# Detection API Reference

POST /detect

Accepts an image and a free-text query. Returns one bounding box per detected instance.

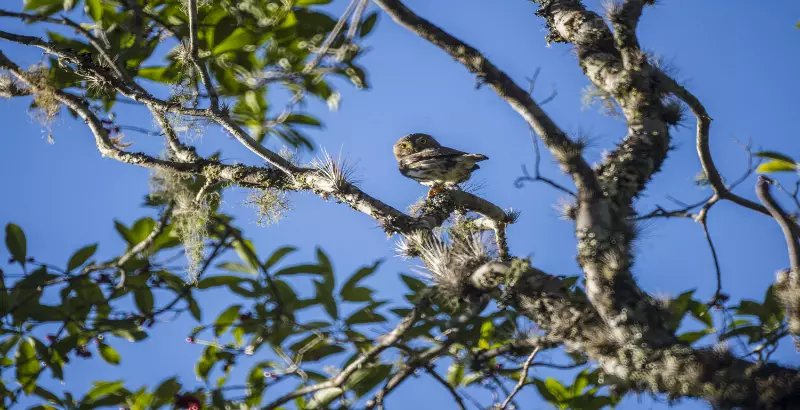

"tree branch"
[371,0,601,200]
[756,176,800,343]
[498,346,540,410]
[262,299,428,409]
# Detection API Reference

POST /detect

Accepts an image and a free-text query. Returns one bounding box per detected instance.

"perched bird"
[393,133,488,197]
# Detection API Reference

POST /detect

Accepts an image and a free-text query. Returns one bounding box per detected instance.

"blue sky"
[2,0,800,408]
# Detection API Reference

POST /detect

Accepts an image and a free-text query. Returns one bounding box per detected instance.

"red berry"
[495,364,503,370]
[45,335,57,343]
[186,337,195,343]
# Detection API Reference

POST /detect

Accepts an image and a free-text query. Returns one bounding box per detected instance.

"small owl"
[393,133,488,196]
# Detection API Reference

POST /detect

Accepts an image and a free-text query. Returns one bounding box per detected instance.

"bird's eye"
[418,137,427,144]
[401,143,411,149]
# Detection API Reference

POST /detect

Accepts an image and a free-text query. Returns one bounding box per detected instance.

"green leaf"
[233,239,260,272]
[213,28,260,55]
[447,363,465,386]
[285,114,323,128]
[678,328,715,344]
[215,305,241,337]
[721,325,762,344]
[478,320,494,349]
[345,305,386,325]
[187,295,202,321]
[359,11,379,38]
[400,274,426,292]
[543,377,570,402]
[344,365,392,397]
[133,288,154,314]
[33,386,62,405]
[296,0,333,5]
[265,246,297,269]
[151,378,181,408]
[688,300,713,327]
[340,286,374,302]
[86,0,102,21]
[753,151,796,164]
[275,264,328,276]
[217,261,256,274]
[533,378,560,405]
[314,280,338,319]
[98,343,121,365]
[756,159,798,173]
[16,337,40,394]
[5,223,27,264]
[341,261,381,297]
[85,380,123,401]
[67,243,97,271]
[23,0,62,14]
[196,275,247,289]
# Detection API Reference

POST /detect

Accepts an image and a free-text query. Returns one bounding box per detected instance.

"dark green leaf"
[187,295,202,321]
[340,286,374,302]
[5,223,26,264]
[345,364,392,397]
[67,243,98,271]
[688,300,713,327]
[33,386,62,405]
[217,261,256,274]
[85,380,123,401]
[265,246,297,269]
[285,114,322,128]
[98,343,121,365]
[400,274,426,292]
[275,264,328,276]
[341,261,381,297]
[233,239,260,272]
[213,28,261,55]
[753,151,796,164]
[215,305,241,337]
[678,329,715,344]
[23,0,62,15]
[152,378,181,409]
[345,305,386,325]
[314,280,338,319]
[133,288,154,314]
[359,11,378,38]
[196,275,247,289]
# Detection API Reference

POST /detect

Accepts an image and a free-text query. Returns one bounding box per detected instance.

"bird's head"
[393,133,441,160]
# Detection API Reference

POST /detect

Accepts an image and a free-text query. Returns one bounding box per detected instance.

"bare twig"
[426,367,467,410]
[498,346,539,410]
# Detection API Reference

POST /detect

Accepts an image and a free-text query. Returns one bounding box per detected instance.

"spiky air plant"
[310,148,360,193]
[412,230,493,302]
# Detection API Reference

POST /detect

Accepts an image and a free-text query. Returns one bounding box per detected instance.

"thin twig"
[498,346,540,410]
[426,367,467,410]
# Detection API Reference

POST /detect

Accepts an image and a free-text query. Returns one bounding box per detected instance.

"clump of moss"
[25,65,61,134]
[244,188,291,226]
[150,169,217,282]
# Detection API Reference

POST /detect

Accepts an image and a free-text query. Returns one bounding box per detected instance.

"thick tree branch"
[468,261,800,409]
[756,177,800,342]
